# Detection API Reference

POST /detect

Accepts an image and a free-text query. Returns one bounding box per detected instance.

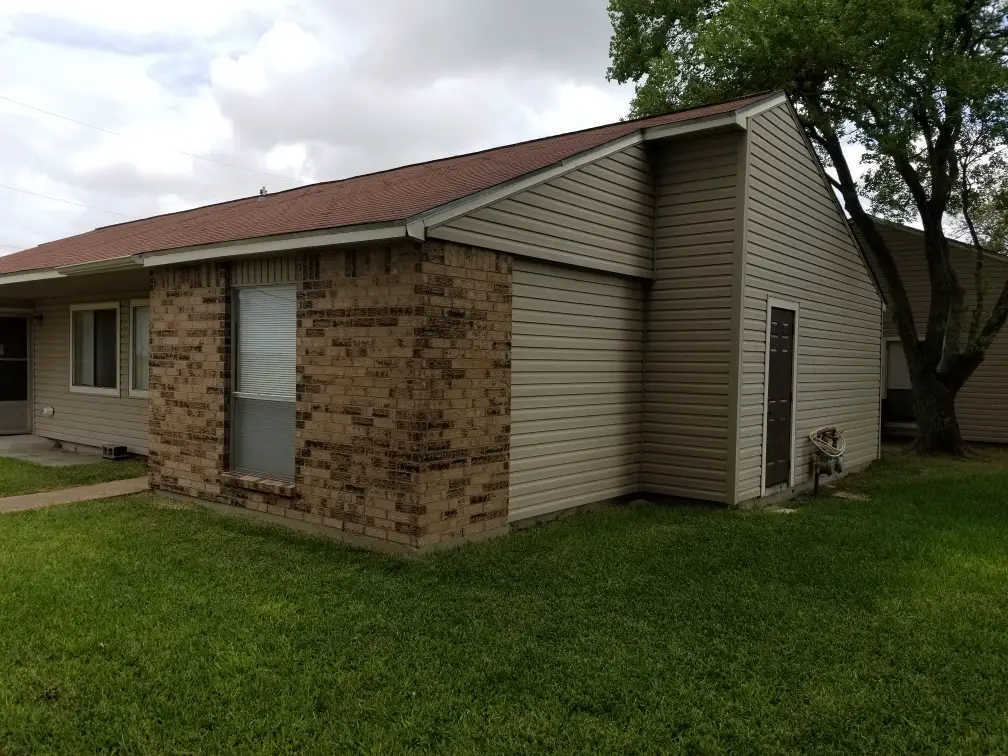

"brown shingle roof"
[0,93,774,276]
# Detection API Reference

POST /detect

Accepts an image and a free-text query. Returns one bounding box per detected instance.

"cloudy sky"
[0,1,869,255]
[0,0,639,253]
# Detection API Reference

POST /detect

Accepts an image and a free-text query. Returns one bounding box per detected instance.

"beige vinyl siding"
[231,255,296,286]
[737,104,882,501]
[862,223,1008,443]
[642,133,741,502]
[430,145,655,279]
[33,292,149,453]
[510,258,644,521]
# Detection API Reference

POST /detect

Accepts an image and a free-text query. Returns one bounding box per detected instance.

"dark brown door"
[764,307,795,488]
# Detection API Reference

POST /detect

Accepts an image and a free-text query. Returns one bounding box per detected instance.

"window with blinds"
[232,285,296,480]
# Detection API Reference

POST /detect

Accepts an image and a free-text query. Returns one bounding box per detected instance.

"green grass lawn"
[0,456,148,497]
[1,451,1007,754]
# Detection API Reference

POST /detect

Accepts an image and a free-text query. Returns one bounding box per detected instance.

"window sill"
[221,471,295,497]
[69,385,120,397]
[129,389,150,399]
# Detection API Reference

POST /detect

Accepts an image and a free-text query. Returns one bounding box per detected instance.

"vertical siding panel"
[231,255,296,286]
[510,259,644,521]
[642,133,740,502]
[33,292,150,453]
[431,145,655,278]
[856,223,1008,443]
[737,104,883,501]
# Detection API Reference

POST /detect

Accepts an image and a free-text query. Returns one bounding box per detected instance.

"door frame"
[881,336,903,399]
[760,297,800,496]
[882,336,917,435]
[0,309,33,436]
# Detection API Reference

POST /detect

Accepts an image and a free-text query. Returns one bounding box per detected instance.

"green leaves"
[610,0,1008,419]
[608,0,1008,226]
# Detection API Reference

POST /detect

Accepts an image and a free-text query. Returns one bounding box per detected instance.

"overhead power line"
[0,183,127,217]
[0,93,304,184]
[0,243,24,250]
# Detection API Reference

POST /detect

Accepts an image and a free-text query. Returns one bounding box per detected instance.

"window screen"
[132,305,150,392]
[232,285,296,480]
[72,307,118,389]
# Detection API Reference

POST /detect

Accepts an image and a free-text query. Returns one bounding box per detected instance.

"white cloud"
[0,0,868,255]
[0,0,641,252]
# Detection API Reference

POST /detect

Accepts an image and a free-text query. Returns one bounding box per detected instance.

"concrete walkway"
[0,435,103,467]
[0,477,150,514]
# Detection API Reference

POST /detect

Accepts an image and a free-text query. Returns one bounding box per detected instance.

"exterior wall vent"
[102,444,129,461]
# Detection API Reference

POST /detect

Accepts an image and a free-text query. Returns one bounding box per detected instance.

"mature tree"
[609,0,1008,454]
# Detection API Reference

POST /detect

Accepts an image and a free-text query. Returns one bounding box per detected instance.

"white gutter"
[641,110,747,141]
[57,256,143,276]
[0,269,63,285]
[141,222,425,268]
[733,92,788,122]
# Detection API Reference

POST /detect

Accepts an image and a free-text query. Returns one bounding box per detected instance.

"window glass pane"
[232,285,295,480]
[236,286,296,398]
[72,310,95,386]
[0,362,28,401]
[132,306,150,391]
[94,309,117,388]
[72,307,117,389]
[0,317,28,359]
[232,396,295,480]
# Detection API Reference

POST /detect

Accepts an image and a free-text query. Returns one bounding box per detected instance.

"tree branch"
[946,278,1008,392]
[961,157,988,348]
[806,118,920,358]
[889,152,957,366]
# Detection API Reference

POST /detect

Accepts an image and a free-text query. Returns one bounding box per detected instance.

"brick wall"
[295,245,427,547]
[148,263,295,516]
[149,263,230,500]
[414,241,512,549]
[148,242,512,553]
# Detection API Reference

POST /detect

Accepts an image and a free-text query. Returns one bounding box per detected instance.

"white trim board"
[759,297,801,497]
[0,270,62,285]
[141,222,419,268]
[60,257,142,276]
[128,299,150,399]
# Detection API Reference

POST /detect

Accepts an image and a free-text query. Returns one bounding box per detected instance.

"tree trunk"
[909,372,968,455]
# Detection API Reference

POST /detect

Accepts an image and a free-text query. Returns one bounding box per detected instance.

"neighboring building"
[853,218,1008,444]
[0,92,884,552]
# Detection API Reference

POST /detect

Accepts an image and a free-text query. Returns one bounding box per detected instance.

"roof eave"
[58,256,143,276]
[140,221,426,268]
[0,269,62,285]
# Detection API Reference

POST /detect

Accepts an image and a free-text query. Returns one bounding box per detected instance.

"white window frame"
[759,297,800,497]
[230,283,297,481]
[69,301,121,397]
[882,336,903,399]
[129,299,150,399]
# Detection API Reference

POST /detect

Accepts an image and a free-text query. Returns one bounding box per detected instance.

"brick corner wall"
[415,240,512,549]
[149,263,230,500]
[150,241,512,553]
